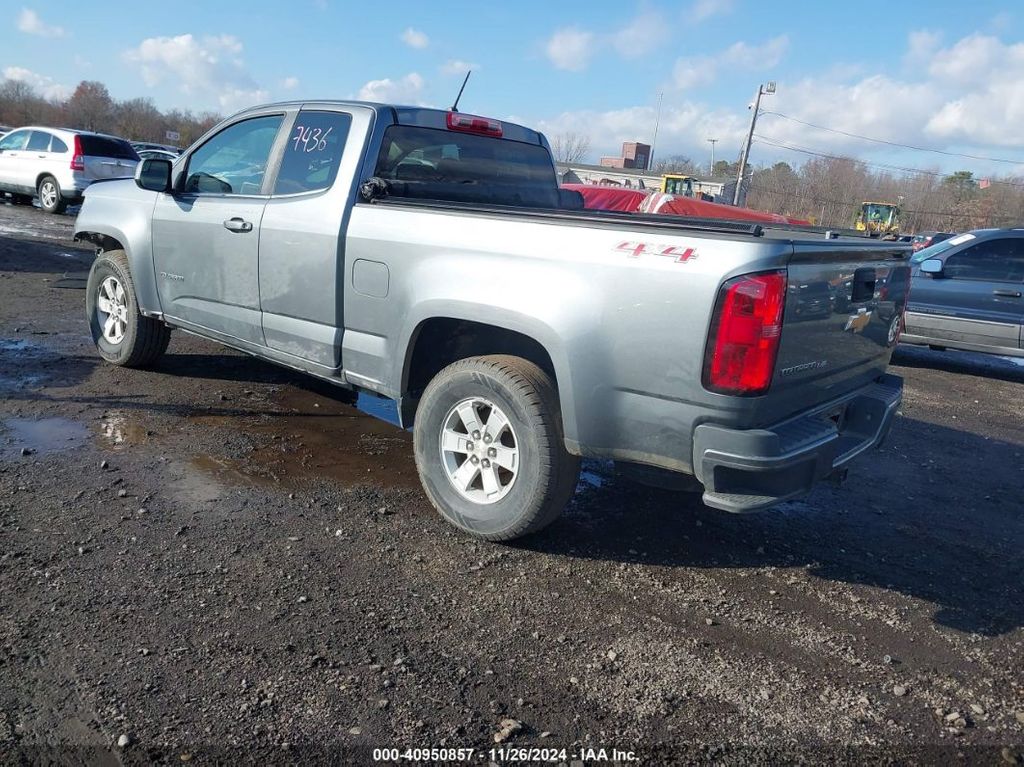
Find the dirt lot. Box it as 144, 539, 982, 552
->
1, 200, 1022, 764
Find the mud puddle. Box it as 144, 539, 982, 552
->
95, 410, 152, 450
189, 387, 418, 490
1, 417, 90, 459
0, 338, 54, 390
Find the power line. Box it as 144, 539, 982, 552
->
759, 110, 1024, 166
753, 133, 1024, 189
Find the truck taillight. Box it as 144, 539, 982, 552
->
446, 112, 503, 137
703, 271, 787, 396
70, 135, 84, 171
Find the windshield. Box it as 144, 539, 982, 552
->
863, 203, 897, 224
910, 237, 960, 263
665, 177, 693, 196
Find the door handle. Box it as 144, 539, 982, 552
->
223, 217, 253, 233
993, 289, 1022, 298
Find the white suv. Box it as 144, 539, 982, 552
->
0, 127, 139, 213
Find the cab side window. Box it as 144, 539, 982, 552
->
184, 115, 283, 195
0, 130, 28, 151
26, 131, 52, 152
273, 111, 352, 195
944, 239, 1024, 282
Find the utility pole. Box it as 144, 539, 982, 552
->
649, 92, 663, 170
733, 81, 775, 206
707, 138, 718, 176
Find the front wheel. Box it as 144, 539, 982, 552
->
413, 355, 580, 541
86, 249, 172, 367
37, 175, 66, 214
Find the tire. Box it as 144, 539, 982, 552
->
37, 175, 66, 214
413, 355, 581, 541
86, 249, 172, 367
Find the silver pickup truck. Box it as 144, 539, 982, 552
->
74, 101, 910, 541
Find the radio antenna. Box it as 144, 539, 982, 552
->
450, 70, 472, 112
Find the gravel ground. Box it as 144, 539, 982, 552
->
0, 200, 1022, 765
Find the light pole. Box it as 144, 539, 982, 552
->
733, 81, 775, 206
707, 138, 718, 176
650, 92, 664, 170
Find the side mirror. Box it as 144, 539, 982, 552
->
135, 158, 173, 193
919, 259, 943, 276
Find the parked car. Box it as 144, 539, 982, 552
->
74, 100, 909, 540
135, 149, 179, 162
131, 142, 181, 155
903, 229, 1024, 357
0, 127, 139, 213
911, 231, 955, 252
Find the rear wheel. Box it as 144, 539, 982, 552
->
37, 175, 66, 214
86, 249, 171, 367
413, 355, 580, 541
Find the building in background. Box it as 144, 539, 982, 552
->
557, 161, 726, 198
599, 141, 651, 170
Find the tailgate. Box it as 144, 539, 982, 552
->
771, 240, 910, 398
79, 135, 138, 180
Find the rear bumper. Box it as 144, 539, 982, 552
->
692, 373, 902, 512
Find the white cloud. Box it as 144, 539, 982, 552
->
670, 35, 788, 92
927, 33, 1021, 87
440, 59, 478, 76
611, 11, 669, 58
401, 27, 429, 49
672, 58, 716, 90
690, 0, 733, 22
723, 36, 789, 69
750, 32, 1024, 164
536, 29, 1024, 177
281, 76, 300, 90
906, 29, 942, 65
17, 8, 65, 38
357, 72, 426, 105
123, 34, 269, 112
2, 66, 71, 100
534, 102, 747, 167
545, 27, 594, 72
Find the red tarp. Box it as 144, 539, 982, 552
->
561, 184, 647, 212
562, 184, 811, 226
638, 192, 811, 226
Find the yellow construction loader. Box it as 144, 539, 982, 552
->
854, 201, 901, 236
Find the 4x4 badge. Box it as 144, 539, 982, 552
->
616, 241, 697, 263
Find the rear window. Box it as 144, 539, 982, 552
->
373, 125, 558, 207
79, 135, 139, 161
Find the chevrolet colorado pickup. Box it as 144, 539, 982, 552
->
74, 101, 910, 541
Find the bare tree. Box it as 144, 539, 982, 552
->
116, 97, 163, 142
64, 81, 114, 131
550, 132, 591, 163
652, 154, 699, 175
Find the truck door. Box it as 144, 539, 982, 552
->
259, 108, 360, 370
911, 235, 1024, 352
152, 113, 285, 345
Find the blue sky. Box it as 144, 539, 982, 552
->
3, 1, 1024, 176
